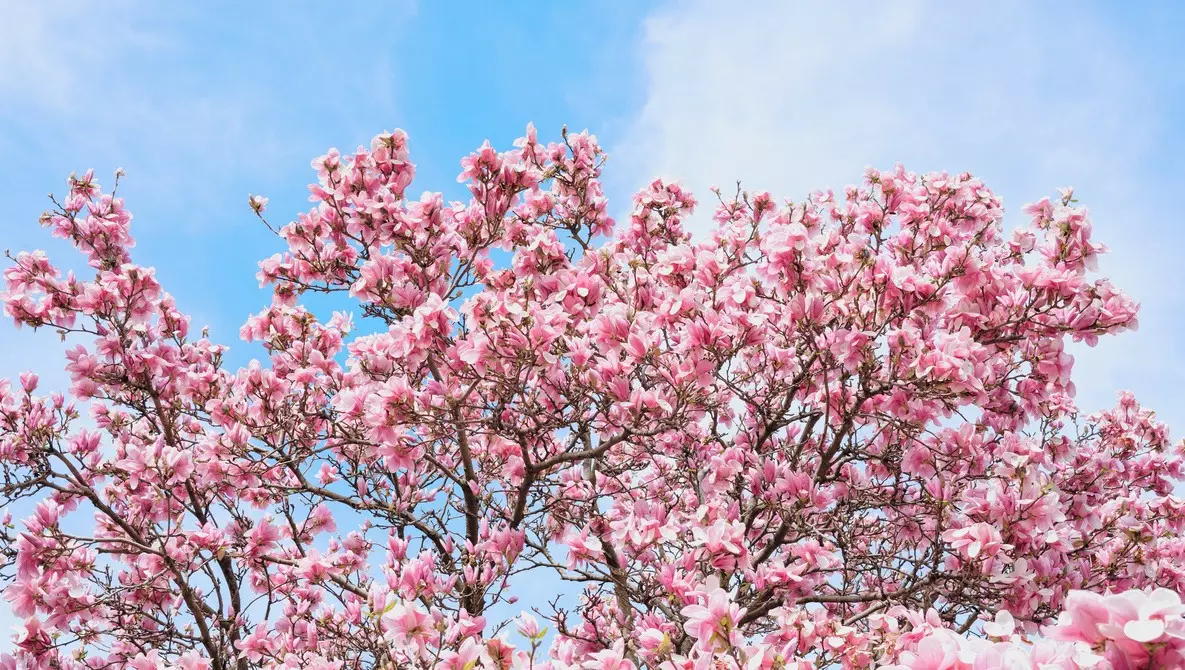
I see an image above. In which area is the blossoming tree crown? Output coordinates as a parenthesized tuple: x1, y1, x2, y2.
(2, 125, 1184, 669)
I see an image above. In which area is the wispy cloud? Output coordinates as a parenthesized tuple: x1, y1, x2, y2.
(0, 2, 414, 235)
(0, 1, 161, 113)
(613, 0, 1185, 428)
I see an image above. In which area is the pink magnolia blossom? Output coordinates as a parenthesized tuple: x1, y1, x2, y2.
(680, 581, 747, 652)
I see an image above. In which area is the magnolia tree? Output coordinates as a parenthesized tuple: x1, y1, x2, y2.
(2, 125, 1185, 670)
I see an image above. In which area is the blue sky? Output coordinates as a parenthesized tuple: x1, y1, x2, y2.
(1, 0, 1185, 647)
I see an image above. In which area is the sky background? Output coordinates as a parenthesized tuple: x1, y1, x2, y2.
(2, 0, 1185, 648)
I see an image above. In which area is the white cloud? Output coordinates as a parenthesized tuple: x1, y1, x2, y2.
(614, 0, 1185, 429)
(0, 2, 413, 230)
(0, 1, 158, 112)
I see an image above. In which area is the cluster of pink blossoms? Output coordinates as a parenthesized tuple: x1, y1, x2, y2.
(884, 587, 1185, 669)
(2, 124, 1184, 669)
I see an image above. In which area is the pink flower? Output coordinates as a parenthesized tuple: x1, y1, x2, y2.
(515, 611, 542, 640)
(13, 618, 50, 654)
(248, 194, 268, 214)
(982, 610, 1015, 638)
(581, 641, 635, 670)
(437, 637, 481, 670)
(1106, 588, 1185, 643)
(1050, 590, 1113, 645)
(895, 628, 962, 670)
(1047, 587, 1185, 666)
(942, 523, 1005, 560)
(383, 600, 434, 653)
(234, 625, 275, 663)
(680, 583, 746, 651)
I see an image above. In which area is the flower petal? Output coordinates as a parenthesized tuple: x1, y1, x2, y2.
(1124, 618, 1165, 643)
